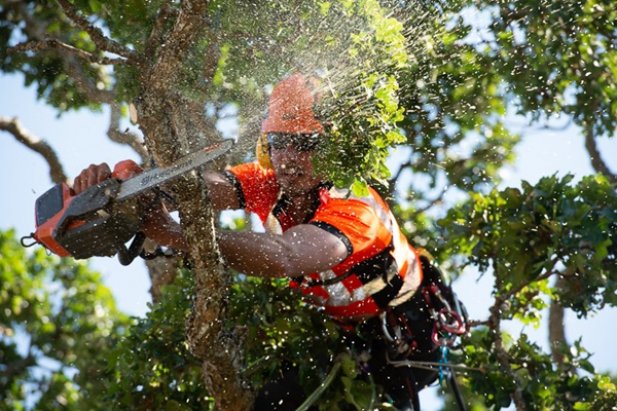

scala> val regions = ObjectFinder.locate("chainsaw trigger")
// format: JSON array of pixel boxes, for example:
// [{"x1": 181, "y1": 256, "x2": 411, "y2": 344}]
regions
[{"x1": 20, "y1": 234, "x2": 37, "y2": 248}]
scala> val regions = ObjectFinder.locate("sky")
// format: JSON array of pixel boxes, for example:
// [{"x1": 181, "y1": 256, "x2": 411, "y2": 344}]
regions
[{"x1": 1, "y1": 71, "x2": 616, "y2": 409}]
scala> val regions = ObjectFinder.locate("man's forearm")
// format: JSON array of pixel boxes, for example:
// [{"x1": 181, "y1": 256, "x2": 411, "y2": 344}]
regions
[
  {"x1": 217, "y1": 230, "x2": 292, "y2": 278},
  {"x1": 143, "y1": 213, "x2": 292, "y2": 278},
  {"x1": 142, "y1": 210, "x2": 189, "y2": 252}
]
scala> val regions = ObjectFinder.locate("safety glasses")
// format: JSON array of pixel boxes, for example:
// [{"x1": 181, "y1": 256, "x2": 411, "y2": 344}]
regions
[{"x1": 266, "y1": 133, "x2": 321, "y2": 152}]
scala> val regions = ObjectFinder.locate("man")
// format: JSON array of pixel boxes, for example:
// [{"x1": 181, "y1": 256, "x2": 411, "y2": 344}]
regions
[{"x1": 73, "y1": 74, "x2": 465, "y2": 410}]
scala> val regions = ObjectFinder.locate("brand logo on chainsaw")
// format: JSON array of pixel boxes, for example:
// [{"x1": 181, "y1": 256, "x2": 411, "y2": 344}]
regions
[
  {"x1": 140, "y1": 158, "x2": 195, "y2": 187},
  {"x1": 115, "y1": 140, "x2": 231, "y2": 202}
]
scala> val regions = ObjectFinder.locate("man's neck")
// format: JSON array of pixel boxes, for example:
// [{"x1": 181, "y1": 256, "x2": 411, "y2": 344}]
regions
[{"x1": 283, "y1": 182, "x2": 326, "y2": 223}]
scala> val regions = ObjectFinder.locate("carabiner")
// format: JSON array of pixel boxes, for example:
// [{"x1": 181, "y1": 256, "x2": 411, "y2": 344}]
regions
[
  {"x1": 438, "y1": 308, "x2": 466, "y2": 335},
  {"x1": 20, "y1": 234, "x2": 38, "y2": 248}
]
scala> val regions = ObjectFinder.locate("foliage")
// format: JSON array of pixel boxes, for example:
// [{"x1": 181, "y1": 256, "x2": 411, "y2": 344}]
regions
[
  {"x1": 460, "y1": 329, "x2": 617, "y2": 410},
  {"x1": 98, "y1": 269, "x2": 212, "y2": 411},
  {"x1": 0, "y1": 229, "x2": 128, "y2": 410},
  {"x1": 438, "y1": 174, "x2": 617, "y2": 408},
  {"x1": 228, "y1": 277, "x2": 383, "y2": 410},
  {"x1": 441, "y1": 174, "x2": 617, "y2": 317},
  {"x1": 470, "y1": 0, "x2": 617, "y2": 137}
]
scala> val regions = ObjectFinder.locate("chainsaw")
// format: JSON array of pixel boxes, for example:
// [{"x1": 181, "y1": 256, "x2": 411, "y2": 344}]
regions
[{"x1": 22, "y1": 139, "x2": 233, "y2": 265}]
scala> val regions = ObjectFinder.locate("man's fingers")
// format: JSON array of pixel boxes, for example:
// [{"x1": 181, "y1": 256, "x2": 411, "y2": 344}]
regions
[
  {"x1": 73, "y1": 163, "x2": 111, "y2": 194},
  {"x1": 96, "y1": 163, "x2": 112, "y2": 184},
  {"x1": 73, "y1": 171, "x2": 86, "y2": 194},
  {"x1": 86, "y1": 164, "x2": 99, "y2": 188}
]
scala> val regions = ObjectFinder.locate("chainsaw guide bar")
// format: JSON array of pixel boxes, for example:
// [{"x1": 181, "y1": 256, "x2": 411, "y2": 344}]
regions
[{"x1": 117, "y1": 139, "x2": 234, "y2": 201}]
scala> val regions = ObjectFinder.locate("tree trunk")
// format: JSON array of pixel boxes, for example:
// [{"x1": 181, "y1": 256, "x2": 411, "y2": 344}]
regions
[
  {"x1": 103, "y1": 1, "x2": 254, "y2": 406},
  {"x1": 549, "y1": 276, "x2": 570, "y2": 370},
  {"x1": 134, "y1": 90, "x2": 253, "y2": 410}
]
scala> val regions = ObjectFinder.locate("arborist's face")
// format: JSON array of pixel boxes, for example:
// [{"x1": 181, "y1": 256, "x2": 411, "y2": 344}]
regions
[{"x1": 268, "y1": 134, "x2": 322, "y2": 195}]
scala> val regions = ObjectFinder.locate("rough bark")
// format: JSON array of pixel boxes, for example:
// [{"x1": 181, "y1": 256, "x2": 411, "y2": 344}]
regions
[{"x1": 136, "y1": 90, "x2": 252, "y2": 408}]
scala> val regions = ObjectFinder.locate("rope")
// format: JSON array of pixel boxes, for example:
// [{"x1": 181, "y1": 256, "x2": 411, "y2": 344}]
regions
[
  {"x1": 386, "y1": 356, "x2": 483, "y2": 374},
  {"x1": 439, "y1": 346, "x2": 448, "y2": 384}
]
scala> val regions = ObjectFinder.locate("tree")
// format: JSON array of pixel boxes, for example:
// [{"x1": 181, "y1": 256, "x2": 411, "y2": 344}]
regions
[{"x1": 1, "y1": 0, "x2": 616, "y2": 410}]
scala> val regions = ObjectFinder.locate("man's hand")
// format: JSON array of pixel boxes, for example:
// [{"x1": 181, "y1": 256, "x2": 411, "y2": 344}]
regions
[
  {"x1": 72, "y1": 161, "x2": 187, "y2": 250},
  {"x1": 72, "y1": 163, "x2": 112, "y2": 194}
]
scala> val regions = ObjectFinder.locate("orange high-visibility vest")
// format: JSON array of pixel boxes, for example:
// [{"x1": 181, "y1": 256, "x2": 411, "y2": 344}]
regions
[{"x1": 226, "y1": 162, "x2": 423, "y2": 321}]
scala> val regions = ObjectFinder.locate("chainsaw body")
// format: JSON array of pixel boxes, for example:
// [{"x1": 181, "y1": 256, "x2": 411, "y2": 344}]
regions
[
  {"x1": 33, "y1": 161, "x2": 143, "y2": 260},
  {"x1": 27, "y1": 139, "x2": 234, "y2": 263}
]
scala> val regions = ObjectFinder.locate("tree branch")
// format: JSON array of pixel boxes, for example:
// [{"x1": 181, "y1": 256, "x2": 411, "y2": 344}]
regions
[
  {"x1": 145, "y1": 1, "x2": 178, "y2": 58},
  {"x1": 584, "y1": 129, "x2": 617, "y2": 184},
  {"x1": 548, "y1": 291, "x2": 567, "y2": 368},
  {"x1": 0, "y1": 117, "x2": 67, "y2": 184},
  {"x1": 65, "y1": 57, "x2": 115, "y2": 104},
  {"x1": 390, "y1": 159, "x2": 412, "y2": 186},
  {"x1": 9, "y1": 39, "x2": 125, "y2": 66},
  {"x1": 145, "y1": 0, "x2": 210, "y2": 92},
  {"x1": 0, "y1": 351, "x2": 36, "y2": 380},
  {"x1": 484, "y1": 258, "x2": 561, "y2": 410},
  {"x1": 488, "y1": 297, "x2": 528, "y2": 411},
  {"x1": 55, "y1": 0, "x2": 136, "y2": 61},
  {"x1": 9, "y1": 39, "x2": 117, "y2": 105},
  {"x1": 9, "y1": 1, "x2": 117, "y2": 106},
  {"x1": 487, "y1": 265, "x2": 528, "y2": 411},
  {"x1": 413, "y1": 186, "x2": 448, "y2": 215},
  {"x1": 107, "y1": 103, "x2": 148, "y2": 160}
]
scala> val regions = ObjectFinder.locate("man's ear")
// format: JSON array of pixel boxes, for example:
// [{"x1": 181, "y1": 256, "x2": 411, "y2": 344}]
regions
[{"x1": 256, "y1": 133, "x2": 273, "y2": 169}]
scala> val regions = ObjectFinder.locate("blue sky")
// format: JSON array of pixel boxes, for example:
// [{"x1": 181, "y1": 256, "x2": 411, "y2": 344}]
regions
[{"x1": 1, "y1": 71, "x2": 616, "y2": 408}]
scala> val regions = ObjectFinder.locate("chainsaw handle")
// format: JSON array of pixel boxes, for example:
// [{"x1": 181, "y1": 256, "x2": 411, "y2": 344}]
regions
[
  {"x1": 117, "y1": 231, "x2": 146, "y2": 266},
  {"x1": 55, "y1": 179, "x2": 121, "y2": 235}
]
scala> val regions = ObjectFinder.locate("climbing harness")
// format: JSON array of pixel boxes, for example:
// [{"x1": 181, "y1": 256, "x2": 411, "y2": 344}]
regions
[
  {"x1": 422, "y1": 282, "x2": 466, "y2": 346},
  {"x1": 379, "y1": 258, "x2": 469, "y2": 411}
]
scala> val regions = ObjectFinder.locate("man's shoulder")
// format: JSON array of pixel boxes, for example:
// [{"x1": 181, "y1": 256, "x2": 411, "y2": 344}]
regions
[{"x1": 227, "y1": 162, "x2": 278, "y2": 191}]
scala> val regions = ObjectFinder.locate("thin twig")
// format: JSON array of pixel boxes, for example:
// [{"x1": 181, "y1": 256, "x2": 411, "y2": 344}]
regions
[
  {"x1": 295, "y1": 358, "x2": 342, "y2": 411},
  {"x1": 0, "y1": 117, "x2": 67, "y2": 184},
  {"x1": 413, "y1": 186, "x2": 449, "y2": 215},
  {"x1": 534, "y1": 118, "x2": 572, "y2": 132},
  {"x1": 499, "y1": 256, "x2": 560, "y2": 302},
  {"x1": 107, "y1": 103, "x2": 148, "y2": 160},
  {"x1": 9, "y1": 38, "x2": 125, "y2": 65},
  {"x1": 56, "y1": 0, "x2": 136, "y2": 61}
]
